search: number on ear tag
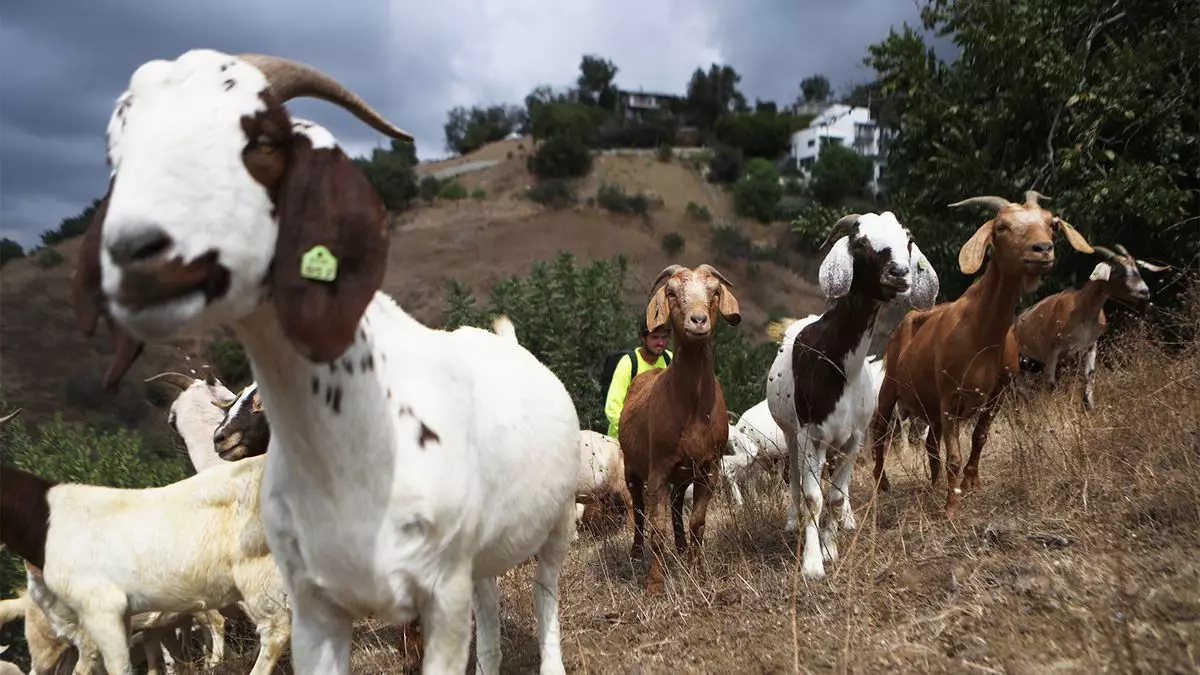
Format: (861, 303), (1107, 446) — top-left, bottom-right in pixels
(300, 245), (338, 283)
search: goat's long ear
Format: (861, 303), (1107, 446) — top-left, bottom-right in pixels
(1089, 262), (1112, 282)
(818, 236), (854, 299)
(958, 220), (994, 275)
(271, 135), (389, 362)
(645, 285), (670, 334)
(717, 283), (741, 326)
(1053, 218), (1093, 253)
(1137, 260), (1169, 273)
(70, 186), (146, 390)
(908, 242), (939, 310)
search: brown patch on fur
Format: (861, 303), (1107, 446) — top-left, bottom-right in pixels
(0, 465), (56, 569)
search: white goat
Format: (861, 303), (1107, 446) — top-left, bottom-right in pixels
(574, 430), (635, 538)
(767, 212), (939, 579)
(145, 370), (236, 472)
(723, 401), (790, 506)
(1, 454), (291, 675)
(72, 49), (581, 675)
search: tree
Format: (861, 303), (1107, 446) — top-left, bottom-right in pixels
(733, 158), (784, 223)
(40, 197), (103, 246)
(442, 104), (523, 155)
(714, 109), (793, 160)
(866, 0), (1199, 302)
(799, 74), (832, 104)
(354, 140), (419, 211)
(577, 55), (620, 111)
(685, 64), (748, 131)
(0, 238), (25, 267)
(809, 143), (875, 206)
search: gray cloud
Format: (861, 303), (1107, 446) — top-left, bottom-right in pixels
(0, 0), (940, 249)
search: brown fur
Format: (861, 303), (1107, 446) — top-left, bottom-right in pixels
(0, 464), (55, 570)
(1014, 245), (1167, 409)
(869, 192), (1093, 516)
(619, 264), (741, 594)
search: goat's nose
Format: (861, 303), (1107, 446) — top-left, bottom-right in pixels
(1030, 241), (1053, 253)
(108, 227), (173, 266)
(689, 313), (709, 328)
(887, 262), (908, 277)
(213, 430), (228, 444)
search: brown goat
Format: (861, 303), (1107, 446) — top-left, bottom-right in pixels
(619, 264), (741, 594)
(869, 191), (1093, 516)
(1014, 243), (1168, 410)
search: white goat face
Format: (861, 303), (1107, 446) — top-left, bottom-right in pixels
(75, 48), (413, 385)
(817, 211), (939, 310)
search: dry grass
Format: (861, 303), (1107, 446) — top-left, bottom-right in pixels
(164, 289), (1200, 675)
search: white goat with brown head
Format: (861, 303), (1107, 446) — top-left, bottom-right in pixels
(1014, 243), (1168, 409)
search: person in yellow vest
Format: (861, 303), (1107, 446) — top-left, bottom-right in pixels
(603, 316), (673, 438)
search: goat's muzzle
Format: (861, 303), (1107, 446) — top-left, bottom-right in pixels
(114, 250), (229, 312)
(1022, 257), (1055, 275)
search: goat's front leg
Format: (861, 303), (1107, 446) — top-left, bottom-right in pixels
(669, 480), (689, 555)
(925, 419), (943, 486)
(686, 468), (715, 576)
(799, 435), (828, 579)
(784, 433), (804, 533)
(870, 379), (899, 491)
(627, 474), (646, 560)
(194, 609), (226, 668)
(420, 566), (475, 674)
(941, 415), (966, 517)
(473, 577), (502, 675)
(964, 390), (1004, 492)
(1082, 341), (1099, 411)
(826, 433), (860, 539)
(642, 473), (671, 595)
(77, 606), (133, 675)
(287, 591), (353, 675)
(530, 500), (574, 675)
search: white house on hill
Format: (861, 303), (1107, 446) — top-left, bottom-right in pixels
(789, 103), (889, 195)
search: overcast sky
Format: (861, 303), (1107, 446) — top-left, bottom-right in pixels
(0, 0), (945, 249)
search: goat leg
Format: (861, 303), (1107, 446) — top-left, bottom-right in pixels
(642, 475), (671, 595)
(941, 416), (966, 517)
(627, 475), (646, 560)
(925, 420), (942, 487)
(1082, 342), (1098, 411)
(670, 481), (689, 555)
(686, 469), (715, 575)
(964, 388), (1004, 491)
(869, 379), (899, 492)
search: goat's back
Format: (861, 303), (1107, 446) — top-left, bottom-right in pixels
(1013, 289), (1093, 362)
(577, 430), (624, 495)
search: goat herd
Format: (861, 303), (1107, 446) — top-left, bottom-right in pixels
(0, 48), (1170, 675)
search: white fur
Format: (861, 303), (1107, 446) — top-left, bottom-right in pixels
(1090, 261), (1111, 281)
(767, 212), (938, 580)
(168, 376), (237, 473)
(291, 119), (338, 150)
(27, 455), (290, 675)
(98, 49), (581, 675)
(722, 403), (789, 506)
(573, 430), (633, 539)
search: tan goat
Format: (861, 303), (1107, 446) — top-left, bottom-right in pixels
(1014, 243), (1167, 410)
(869, 191), (1093, 516)
(619, 264), (741, 594)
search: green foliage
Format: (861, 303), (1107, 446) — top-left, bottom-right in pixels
(707, 145), (745, 184)
(733, 158), (784, 223)
(685, 201), (712, 222)
(576, 55), (620, 110)
(714, 109), (793, 160)
(790, 202), (846, 252)
(354, 140), (419, 211)
(528, 135), (593, 180)
(206, 338), (252, 390)
(656, 144), (674, 162)
(710, 223), (754, 262)
(0, 405), (190, 661)
(799, 74), (832, 104)
(419, 175), (443, 202)
(595, 183), (649, 215)
(471, 187), (488, 200)
(40, 197), (102, 247)
(438, 179), (469, 201)
(528, 102), (600, 145)
(809, 143), (875, 206)
(684, 64), (748, 131)
(526, 179), (577, 208)
(0, 238), (24, 266)
(31, 247), (65, 269)
(866, 0), (1200, 301)
(443, 104), (524, 155)
(441, 252), (637, 432)
(661, 232), (686, 256)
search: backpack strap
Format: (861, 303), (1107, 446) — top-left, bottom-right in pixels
(626, 350), (639, 379)
(663, 351), (672, 366)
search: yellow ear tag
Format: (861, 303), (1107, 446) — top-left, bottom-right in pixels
(918, 256), (928, 272)
(300, 245), (338, 282)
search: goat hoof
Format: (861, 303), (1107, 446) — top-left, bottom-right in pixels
(801, 557), (827, 580)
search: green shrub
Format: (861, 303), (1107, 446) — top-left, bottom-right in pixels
(206, 338), (252, 389)
(438, 179), (469, 200)
(733, 158), (783, 223)
(685, 201), (712, 222)
(595, 183), (649, 215)
(419, 175), (443, 201)
(656, 144), (674, 162)
(31, 247), (65, 269)
(710, 223), (754, 261)
(527, 179), (576, 209)
(661, 232), (686, 256)
(470, 187), (487, 200)
(527, 135), (593, 179)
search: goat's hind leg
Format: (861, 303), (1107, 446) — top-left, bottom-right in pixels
(286, 590), (352, 675)
(1082, 342), (1099, 411)
(799, 435), (828, 579)
(669, 479), (690, 555)
(685, 468), (716, 576)
(627, 474), (646, 560)
(529, 500), (574, 675)
(870, 378), (900, 492)
(473, 577), (502, 675)
(964, 390), (1003, 492)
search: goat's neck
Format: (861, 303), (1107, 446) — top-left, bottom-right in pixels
(663, 335), (718, 418)
(968, 260), (1028, 341)
(233, 296), (413, 490)
(819, 292), (881, 371)
(1073, 279), (1112, 322)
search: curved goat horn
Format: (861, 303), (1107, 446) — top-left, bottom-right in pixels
(144, 372), (197, 391)
(696, 264), (735, 289)
(651, 264), (684, 293)
(0, 408), (22, 425)
(236, 53), (413, 142)
(947, 196), (1014, 213)
(1091, 246), (1119, 262)
(1024, 190), (1051, 206)
(820, 213), (862, 250)
(1113, 243), (1131, 258)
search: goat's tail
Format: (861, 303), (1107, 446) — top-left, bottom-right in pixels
(0, 595), (28, 626)
(766, 317), (799, 344)
(491, 315), (518, 342)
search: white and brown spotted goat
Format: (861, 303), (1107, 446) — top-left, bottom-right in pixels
(1014, 243), (1167, 409)
(71, 49), (580, 675)
(766, 212), (938, 579)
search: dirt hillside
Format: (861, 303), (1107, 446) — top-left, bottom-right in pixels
(0, 137), (826, 438)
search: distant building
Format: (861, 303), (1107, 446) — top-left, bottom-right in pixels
(789, 104), (891, 195)
(615, 89), (682, 122)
